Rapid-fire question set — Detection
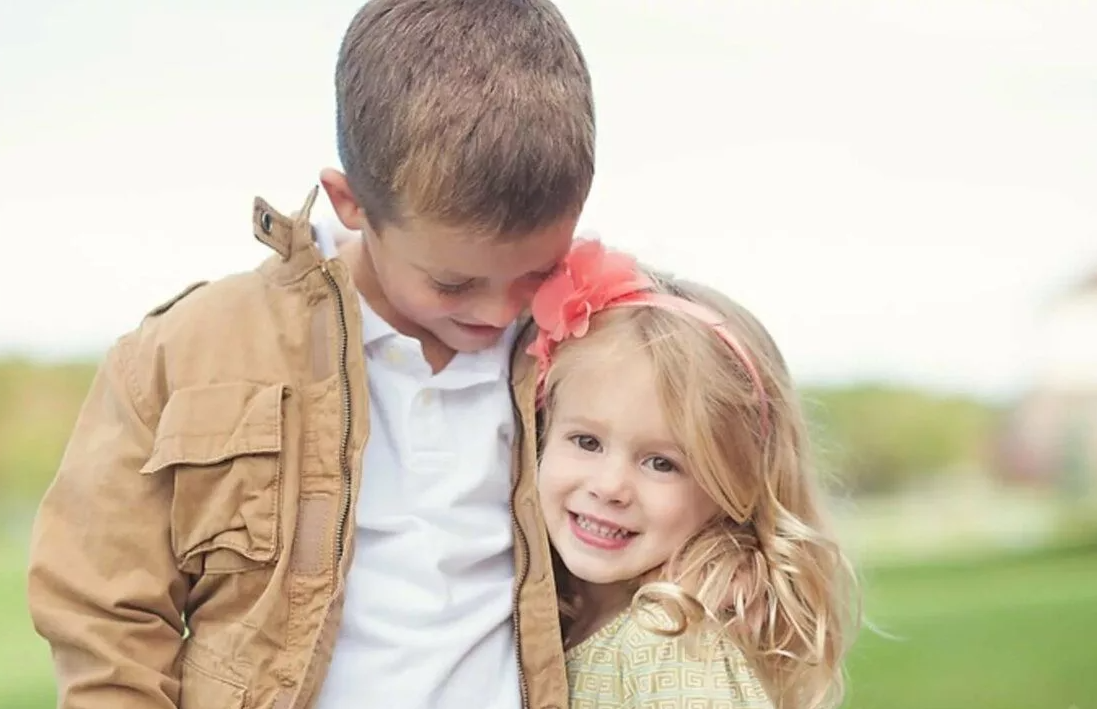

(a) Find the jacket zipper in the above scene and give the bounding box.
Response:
[510,478,531,709]
[320,262,354,574]
[508,325,534,709]
[509,444,531,709]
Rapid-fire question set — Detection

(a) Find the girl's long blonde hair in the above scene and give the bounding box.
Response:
[541,271,861,709]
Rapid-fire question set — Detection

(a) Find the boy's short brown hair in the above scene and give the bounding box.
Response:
[335,0,595,237]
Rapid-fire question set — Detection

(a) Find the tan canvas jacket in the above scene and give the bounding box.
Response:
[26,189,567,709]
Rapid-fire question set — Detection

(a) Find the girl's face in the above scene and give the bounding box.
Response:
[538,354,720,597]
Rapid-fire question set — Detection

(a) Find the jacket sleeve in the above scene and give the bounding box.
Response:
[27,333,189,708]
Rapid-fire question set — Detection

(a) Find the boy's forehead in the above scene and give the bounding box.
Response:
[391,214,576,278]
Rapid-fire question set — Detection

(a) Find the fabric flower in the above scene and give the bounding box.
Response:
[526,239,653,385]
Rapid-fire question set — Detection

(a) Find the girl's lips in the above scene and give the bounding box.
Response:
[570,511,636,533]
[568,512,637,551]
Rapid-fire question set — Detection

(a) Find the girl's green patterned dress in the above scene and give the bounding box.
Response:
[564,605,773,709]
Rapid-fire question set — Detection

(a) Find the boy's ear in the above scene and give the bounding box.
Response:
[320,168,368,232]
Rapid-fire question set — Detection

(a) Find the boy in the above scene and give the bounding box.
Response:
[26,1,594,708]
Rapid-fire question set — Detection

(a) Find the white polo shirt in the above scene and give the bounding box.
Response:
[312,223,521,709]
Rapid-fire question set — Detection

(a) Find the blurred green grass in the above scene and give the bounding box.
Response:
[1,535,54,709]
[847,543,1097,709]
[3,535,1095,708]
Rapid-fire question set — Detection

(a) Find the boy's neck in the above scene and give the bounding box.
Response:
[338,240,456,372]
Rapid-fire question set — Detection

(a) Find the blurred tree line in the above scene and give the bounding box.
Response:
[0,360,100,504]
[804,385,1001,495]
[0,359,1003,505]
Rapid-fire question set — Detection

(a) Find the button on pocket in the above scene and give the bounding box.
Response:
[140,382,287,574]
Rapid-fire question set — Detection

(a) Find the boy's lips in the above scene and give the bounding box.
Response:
[453,321,505,337]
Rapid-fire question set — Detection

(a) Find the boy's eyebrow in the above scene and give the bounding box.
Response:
[522,262,561,279]
[431,269,477,282]
[431,260,561,282]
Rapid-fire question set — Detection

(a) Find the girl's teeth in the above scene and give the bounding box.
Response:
[576,515,631,539]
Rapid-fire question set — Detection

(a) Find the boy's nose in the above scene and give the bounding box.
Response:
[472,294,525,329]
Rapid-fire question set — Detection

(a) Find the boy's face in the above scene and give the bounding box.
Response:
[367,215,575,352]
[322,169,576,354]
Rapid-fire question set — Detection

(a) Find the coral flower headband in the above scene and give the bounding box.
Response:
[526,239,771,438]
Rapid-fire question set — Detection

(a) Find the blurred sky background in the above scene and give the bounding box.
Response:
[2,0,1096,400]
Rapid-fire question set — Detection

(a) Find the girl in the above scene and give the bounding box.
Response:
[528,239,860,709]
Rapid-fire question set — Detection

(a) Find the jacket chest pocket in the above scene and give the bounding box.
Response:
[141,381,287,575]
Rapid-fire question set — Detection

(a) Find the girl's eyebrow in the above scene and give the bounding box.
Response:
[556,414,603,430]
[556,415,679,452]
[637,438,684,457]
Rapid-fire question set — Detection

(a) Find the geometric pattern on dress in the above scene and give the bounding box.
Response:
[565,605,774,709]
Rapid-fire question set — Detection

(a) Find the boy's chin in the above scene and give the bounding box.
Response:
[442,321,508,351]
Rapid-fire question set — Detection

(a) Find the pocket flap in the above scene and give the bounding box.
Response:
[141,382,286,475]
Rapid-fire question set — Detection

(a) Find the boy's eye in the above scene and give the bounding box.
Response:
[431,278,474,295]
[528,267,559,283]
[570,434,601,453]
[644,456,678,474]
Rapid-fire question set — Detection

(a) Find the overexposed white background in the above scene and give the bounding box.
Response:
[2,0,1095,399]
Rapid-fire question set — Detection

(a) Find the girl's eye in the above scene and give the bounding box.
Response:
[432,278,474,295]
[570,434,601,453]
[644,456,678,474]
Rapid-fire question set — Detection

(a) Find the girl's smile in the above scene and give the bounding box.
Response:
[567,512,638,550]
[538,354,719,588]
